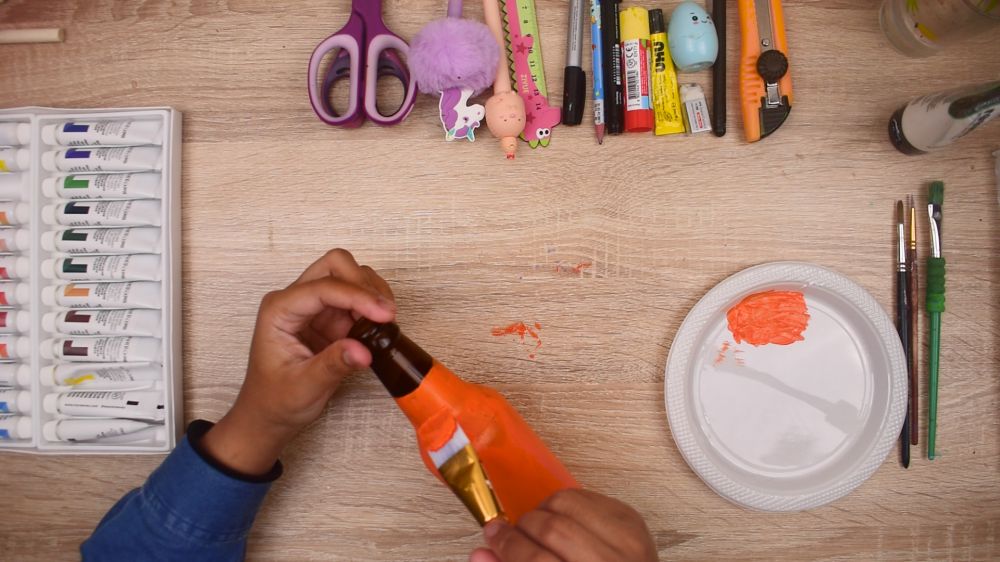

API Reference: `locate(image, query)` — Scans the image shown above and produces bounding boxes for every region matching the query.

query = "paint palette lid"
[665,262,906,512]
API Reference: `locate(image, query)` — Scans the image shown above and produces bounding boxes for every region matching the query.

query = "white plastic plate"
[665,262,906,512]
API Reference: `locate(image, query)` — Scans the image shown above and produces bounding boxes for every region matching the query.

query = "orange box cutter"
[738,0,792,142]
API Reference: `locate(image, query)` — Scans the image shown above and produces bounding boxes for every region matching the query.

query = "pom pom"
[409,17,500,95]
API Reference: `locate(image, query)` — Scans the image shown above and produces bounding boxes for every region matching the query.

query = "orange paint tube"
[350,319,578,524]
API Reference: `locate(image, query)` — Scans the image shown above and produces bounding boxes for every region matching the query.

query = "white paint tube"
[0,123,29,146]
[44,309,161,337]
[0,148,29,172]
[0,229,29,252]
[0,203,29,226]
[41,227,161,255]
[0,414,32,440]
[43,200,162,227]
[41,120,163,147]
[42,281,161,309]
[42,255,162,281]
[0,389,31,413]
[43,390,164,421]
[41,146,162,173]
[0,336,30,360]
[42,362,162,389]
[0,283,30,306]
[0,257,29,280]
[0,173,28,201]
[0,364,30,387]
[40,336,162,363]
[42,173,162,200]
[43,418,157,442]
[90,425,166,444]
[0,310,29,334]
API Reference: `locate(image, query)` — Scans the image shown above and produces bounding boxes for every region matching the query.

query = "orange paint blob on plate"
[727,290,810,346]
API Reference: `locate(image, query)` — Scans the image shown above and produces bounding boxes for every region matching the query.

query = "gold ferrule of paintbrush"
[438,444,505,526]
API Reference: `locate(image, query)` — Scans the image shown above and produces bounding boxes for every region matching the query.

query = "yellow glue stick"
[649,9,685,136]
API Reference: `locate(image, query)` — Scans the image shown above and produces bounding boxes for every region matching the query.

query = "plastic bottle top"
[41,313,56,333]
[41,177,58,198]
[3,389,32,413]
[0,203,30,225]
[41,151,58,172]
[0,283,30,306]
[16,364,30,387]
[15,337,30,359]
[42,420,61,442]
[2,229,32,252]
[40,124,58,146]
[42,393,59,414]
[40,259,58,280]
[39,339,56,361]
[0,173,27,201]
[0,363,30,387]
[13,415,31,439]
[2,148,30,171]
[39,365,56,387]
[41,205,58,226]
[40,285,57,307]
[0,310,30,333]
[40,231,57,252]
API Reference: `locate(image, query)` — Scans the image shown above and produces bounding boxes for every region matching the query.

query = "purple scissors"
[307,0,417,127]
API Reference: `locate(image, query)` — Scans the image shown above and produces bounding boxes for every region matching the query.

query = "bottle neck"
[348,319,432,398]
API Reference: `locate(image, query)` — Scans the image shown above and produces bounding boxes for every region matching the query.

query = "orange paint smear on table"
[554,262,592,274]
[727,290,810,346]
[492,321,542,359]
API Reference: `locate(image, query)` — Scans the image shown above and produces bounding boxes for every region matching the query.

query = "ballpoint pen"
[590,0,606,143]
[895,200,910,468]
[563,0,586,126]
[907,194,918,446]
[926,181,945,460]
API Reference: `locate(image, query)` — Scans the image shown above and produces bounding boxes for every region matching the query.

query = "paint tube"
[0,256,30,280]
[90,425,166,444]
[43,390,164,421]
[0,229,30,253]
[0,311,29,334]
[0,148,29,172]
[0,364,29,387]
[0,414,32,440]
[0,173,28,201]
[40,336,162,363]
[0,389,31,413]
[42,281,161,309]
[41,227,161,255]
[44,309,161,337]
[41,146,162,173]
[43,418,157,442]
[0,283,30,306]
[0,203,29,226]
[649,10,685,136]
[41,120,163,147]
[42,173,162,200]
[0,123,30,146]
[41,255,162,281]
[43,200,162,227]
[0,336,30,360]
[42,362,162,389]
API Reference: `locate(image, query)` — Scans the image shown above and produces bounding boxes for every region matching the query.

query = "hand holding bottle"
[201,249,396,476]
[470,489,658,562]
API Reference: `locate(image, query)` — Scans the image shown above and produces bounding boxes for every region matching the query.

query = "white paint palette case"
[0,107,182,454]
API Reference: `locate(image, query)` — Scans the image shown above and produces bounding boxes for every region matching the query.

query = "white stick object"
[0,28,64,44]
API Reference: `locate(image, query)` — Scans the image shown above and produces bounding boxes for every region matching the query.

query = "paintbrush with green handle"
[926,181,945,460]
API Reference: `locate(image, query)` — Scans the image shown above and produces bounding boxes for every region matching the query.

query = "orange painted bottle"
[349,318,579,523]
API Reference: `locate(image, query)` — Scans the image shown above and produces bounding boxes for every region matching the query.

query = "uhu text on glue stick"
[650,9,685,136]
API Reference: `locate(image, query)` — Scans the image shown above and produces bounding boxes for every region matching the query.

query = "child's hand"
[201,249,396,475]
[470,489,658,562]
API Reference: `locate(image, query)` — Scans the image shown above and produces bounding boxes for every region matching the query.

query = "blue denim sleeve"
[81,420,282,562]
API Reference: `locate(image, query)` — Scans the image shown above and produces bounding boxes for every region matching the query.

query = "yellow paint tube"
[649,9,685,136]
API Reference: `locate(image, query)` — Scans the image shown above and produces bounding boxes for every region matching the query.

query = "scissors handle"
[308,30,365,128]
[363,33,417,126]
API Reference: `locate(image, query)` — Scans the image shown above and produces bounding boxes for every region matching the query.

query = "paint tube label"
[49,255,162,281]
[47,120,162,147]
[49,309,161,337]
[54,336,162,363]
[45,146,162,173]
[48,200,162,227]
[49,173,162,200]
[46,227,161,255]
[49,362,162,389]
[48,281,161,309]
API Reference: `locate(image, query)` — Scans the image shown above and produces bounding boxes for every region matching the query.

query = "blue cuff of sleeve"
[140,420,280,544]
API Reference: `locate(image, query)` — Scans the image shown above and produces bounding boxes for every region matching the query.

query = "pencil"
[895,200,910,468]
[590,0,606,144]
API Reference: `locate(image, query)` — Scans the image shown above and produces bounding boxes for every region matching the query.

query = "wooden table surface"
[2,1,998,560]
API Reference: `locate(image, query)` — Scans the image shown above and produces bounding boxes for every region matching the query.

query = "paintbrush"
[926,181,945,459]
[895,200,911,468]
[907,194,918,446]
[428,425,505,526]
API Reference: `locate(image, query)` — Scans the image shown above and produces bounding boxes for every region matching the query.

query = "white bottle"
[41,255,162,281]
[41,227,161,255]
[40,336,162,363]
[41,146,162,173]
[0,229,30,253]
[42,281,161,309]
[0,414,32,440]
[0,173,29,201]
[44,309,162,337]
[0,203,30,226]
[43,200,162,227]
[43,390,164,421]
[0,148,29,172]
[0,364,30,387]
[42,173,162,200]
[41,120,163,147]
[0,389,31,413]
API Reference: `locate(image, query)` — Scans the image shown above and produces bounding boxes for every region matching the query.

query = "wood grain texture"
[1,0,998,560]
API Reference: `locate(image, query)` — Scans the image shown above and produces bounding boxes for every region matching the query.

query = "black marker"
[712,0,726,137]
[601,0,624,135]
